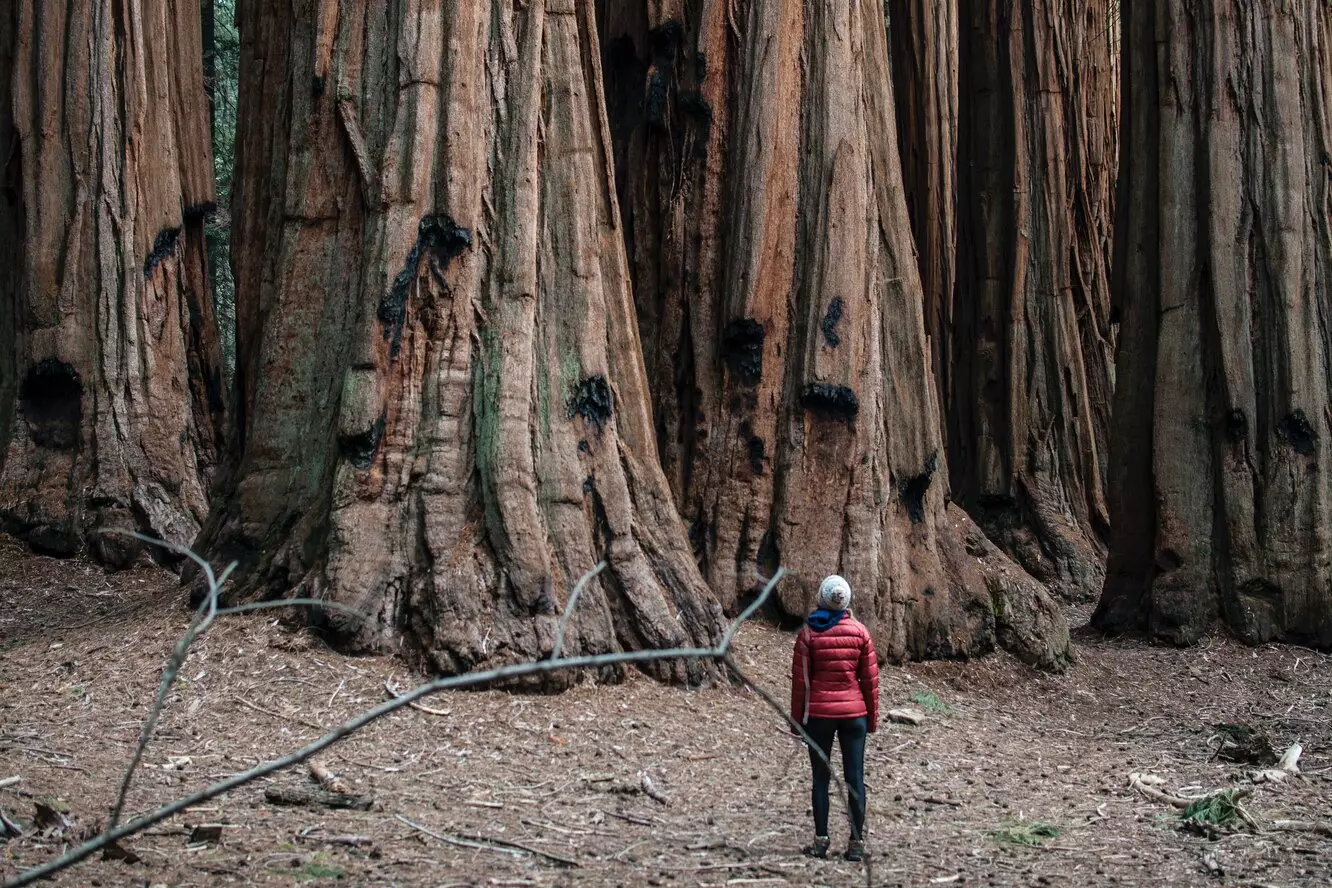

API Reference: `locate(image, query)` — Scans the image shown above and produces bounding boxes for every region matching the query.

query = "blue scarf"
[807,608,847,632]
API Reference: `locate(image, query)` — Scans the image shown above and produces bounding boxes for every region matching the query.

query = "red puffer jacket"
[790,615,880,731]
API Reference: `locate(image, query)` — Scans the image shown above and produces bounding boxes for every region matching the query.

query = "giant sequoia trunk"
[598,0,1069,669]
[197,0,724,683]
[1094,0,1332,647]
[885,0,958,428]
[951,0,1118,600]
[0,0,227,565]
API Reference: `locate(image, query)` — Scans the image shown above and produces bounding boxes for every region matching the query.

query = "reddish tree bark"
[951,0,1118,601]
[197,0,724,683]
[1094,0,1332,647]
[886,0,958,428]
[0,0,226,566]
[599,0,1070,669]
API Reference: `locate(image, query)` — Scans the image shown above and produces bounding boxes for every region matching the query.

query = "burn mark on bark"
[721,318,765,387]
[20,359,83,450]
[24,524,80,557]
[757,529,780,577]
[694,50,708,81]
[899,451,939,523]
[678,91,713,158]
[379,214,472,358]
[183,202,218,223]
[143,226,182,278]
[821,298,845,346]
[312,75,326,97]
[646,20,684,130]
[1276,409,1317,456]
[569,374,614,430]
[740,421,765,475]
[339,412,386,469]
[799,383,859,423]
[1225,408,1248,442]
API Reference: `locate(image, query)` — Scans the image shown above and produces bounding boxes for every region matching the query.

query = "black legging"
[805,716,867,839]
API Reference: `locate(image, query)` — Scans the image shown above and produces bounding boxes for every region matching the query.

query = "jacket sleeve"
[790,629,809,728]
[857,627,880,732]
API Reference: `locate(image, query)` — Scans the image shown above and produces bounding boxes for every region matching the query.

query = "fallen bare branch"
[552,561,607,659]
[0,777,20,790]
[1,568,789,888]
[101,530,236,830]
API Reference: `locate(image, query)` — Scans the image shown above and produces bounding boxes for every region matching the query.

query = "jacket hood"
[807,608,848,632]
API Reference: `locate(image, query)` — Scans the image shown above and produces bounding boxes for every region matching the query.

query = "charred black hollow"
[648,19,684,56]
[569,374,614,431]
[379,214,473,358]
[183,202,218,223]
[821,298,845,347]
[721,318,765,387]
[740,420,765,475]
[1277,409,1317,456]
[645,20,684,131]
[20,358,83,451]
[1225,408,1248,442]
[800,383,859,423]
[143,226,182,278]
[339,412,386,469]
[678,91,713,157]
[899,451,939,524]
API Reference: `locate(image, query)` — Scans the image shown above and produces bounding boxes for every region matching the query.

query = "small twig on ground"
[0,777,20,790]
[0,808,22,839]
[1272,820,1332,838]
[396,814,577,866]
[233,696,326,732]
[396,814,523,856]
[384,679,452,717]
[639,772,670,805]
[916,796,962,807]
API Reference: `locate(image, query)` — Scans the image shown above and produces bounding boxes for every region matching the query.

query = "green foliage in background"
[206,0,239,381]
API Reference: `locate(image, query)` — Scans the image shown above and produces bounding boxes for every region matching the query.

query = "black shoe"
[844,839,867,862]
[804,836,830,858]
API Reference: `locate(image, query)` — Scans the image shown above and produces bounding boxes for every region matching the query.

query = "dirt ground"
[1,534,1330,887]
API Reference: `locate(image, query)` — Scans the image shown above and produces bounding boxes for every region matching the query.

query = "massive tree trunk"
[598,0,1070,669]
[885,0,958,431]
[951,0,1118,601]
[0,0,227,566]
[197,0,725,683]
[1094,0,1332,647]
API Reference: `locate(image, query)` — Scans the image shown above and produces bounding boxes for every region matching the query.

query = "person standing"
[790,575,879,862]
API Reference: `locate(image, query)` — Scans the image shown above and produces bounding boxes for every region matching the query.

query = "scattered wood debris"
[309,761,350,794]
[264,786,374,811]
[187,824,224,845]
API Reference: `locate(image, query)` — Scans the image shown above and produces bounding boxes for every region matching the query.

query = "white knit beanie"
[817,575,852,611]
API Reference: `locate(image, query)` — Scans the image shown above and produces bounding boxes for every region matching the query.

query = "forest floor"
[1,534,1330,887]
